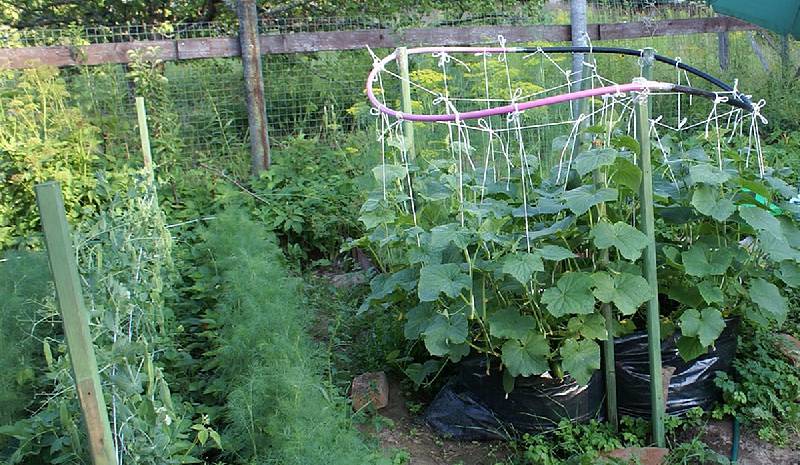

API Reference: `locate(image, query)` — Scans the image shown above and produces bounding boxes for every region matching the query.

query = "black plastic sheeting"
[424,358,604,440]
[614,318,739,418]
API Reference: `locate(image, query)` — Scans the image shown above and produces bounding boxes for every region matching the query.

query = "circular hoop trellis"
[364,41,768,184]
[366,45,756,122]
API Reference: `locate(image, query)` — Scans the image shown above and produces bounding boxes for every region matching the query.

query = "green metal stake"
[639,47,666,447]
[35,181,118,465]
[397,47,416,161]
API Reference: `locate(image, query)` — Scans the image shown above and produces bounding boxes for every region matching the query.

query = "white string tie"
[366,44,380,63]
[507,102,521,122]
[752,99,768,124]
[582,31,593,50]
[433,51,451,68]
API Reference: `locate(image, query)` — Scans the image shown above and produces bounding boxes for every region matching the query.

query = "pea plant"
[357,122,800,388]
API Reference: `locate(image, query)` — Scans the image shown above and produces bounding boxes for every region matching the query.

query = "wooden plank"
[0,46,75,68]
[261,30,394,53]
[82,40,177,64]
[177,37,238,59]
[35,181,118,465]
[260,25,572,53]
[398,24,572,46]
[0,17,759,69]
[0,39,176,68]
[598,16,755,40]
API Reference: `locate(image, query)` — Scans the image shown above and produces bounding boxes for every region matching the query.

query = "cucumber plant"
[357,122,800,388]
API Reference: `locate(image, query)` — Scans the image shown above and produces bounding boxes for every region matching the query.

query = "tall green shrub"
[0,175,203,464]
[0,67,103,249]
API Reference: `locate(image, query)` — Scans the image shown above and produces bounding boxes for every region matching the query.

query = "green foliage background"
[0,2,800,463]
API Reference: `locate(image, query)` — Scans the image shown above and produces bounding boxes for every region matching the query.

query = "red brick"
[776,334,800,367]
[351,371,389,411]
[605,447,669,465]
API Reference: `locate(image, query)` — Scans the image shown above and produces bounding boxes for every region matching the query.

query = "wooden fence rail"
[0,16,755,69]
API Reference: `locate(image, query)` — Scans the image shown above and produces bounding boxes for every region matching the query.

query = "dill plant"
[199,211,382,465]
[0,251,53,426]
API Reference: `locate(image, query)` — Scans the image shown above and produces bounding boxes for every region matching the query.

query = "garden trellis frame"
[365,41,762,445]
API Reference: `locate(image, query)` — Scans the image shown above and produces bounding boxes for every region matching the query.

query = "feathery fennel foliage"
[201,212,381,465]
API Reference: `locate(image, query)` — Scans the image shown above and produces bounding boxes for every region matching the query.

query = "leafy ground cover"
[312,272,800,464]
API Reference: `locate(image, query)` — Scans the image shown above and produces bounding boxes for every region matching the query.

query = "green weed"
[714,323,800,444]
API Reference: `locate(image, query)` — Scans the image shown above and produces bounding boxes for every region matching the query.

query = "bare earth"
[699,419,799,465]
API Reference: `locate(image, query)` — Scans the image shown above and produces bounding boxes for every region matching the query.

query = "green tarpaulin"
[709,0,800,38]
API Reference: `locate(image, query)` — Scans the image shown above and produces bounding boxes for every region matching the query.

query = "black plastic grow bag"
[424,358,604,440]
[614,318,739,417]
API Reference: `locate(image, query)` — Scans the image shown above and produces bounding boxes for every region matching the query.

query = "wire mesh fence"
[0,2,796,176]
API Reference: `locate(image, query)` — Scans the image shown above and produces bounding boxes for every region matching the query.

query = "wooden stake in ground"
[35,181,118,465]
[135,96,153,172]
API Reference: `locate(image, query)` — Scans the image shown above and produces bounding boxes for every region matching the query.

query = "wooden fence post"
[717,14,730,71]
[236,0,271,174]
[749,32,770,72]
[780,34,790,78]
[570,0,588,119]
[35,182,118,465]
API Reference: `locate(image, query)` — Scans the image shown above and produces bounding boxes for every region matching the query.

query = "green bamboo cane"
[639,47,666,447]
[397,46,416,161]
